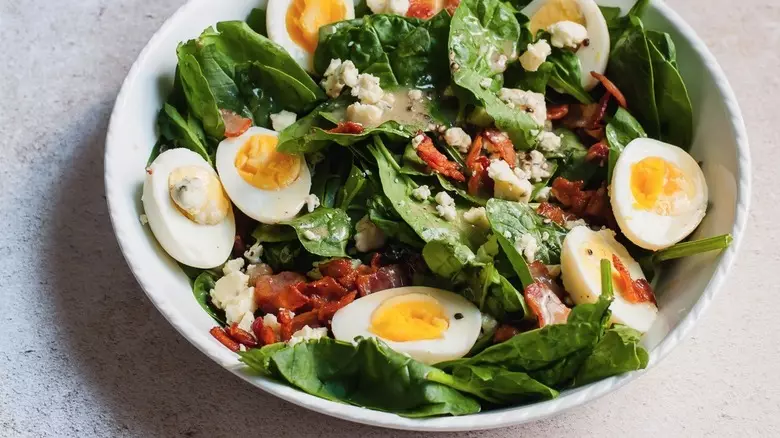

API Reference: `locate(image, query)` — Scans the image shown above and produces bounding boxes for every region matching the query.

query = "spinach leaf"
[158,104,212,164]
[252,224,298,243]
[504,61,553,94]
[605,107,647,180]
[573,325,649,386]
[276,97,349,154]
[367,195,425,248]
[427,365,558,405]
[436,174,488,206]
[263,241,309,272]
[240,343,286,376]
[240,337,481,417]
[337,163,372,212]
[176,51,225,138]
[285,208,352,258]
[647,35,693,148]
[550,127,596,183]
[485,199,567,264]
[389,11,452,88]
[547,48,593,104]
[459,263,529,322]
[246,8,267,36]
[192,271,225,325]
[449,0,540,149]
[422,240,475,279]
[495,233,534,288]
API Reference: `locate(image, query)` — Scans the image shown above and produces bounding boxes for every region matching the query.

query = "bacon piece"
[318,291,358,322]
[591,72,627,108]
[562,103,602,129]
[356,265,409,296]
[254,272,310,314]
[585,184,617,229]
[467,156,492,196]
[551,178,592,213]
[547,104,570,121]
[483,129,517,168]
[465,135,484,171]
[318,259,355,278]
[612,255,657,304]
[299,277,350,300]
[291,310,321,333]
[445,0,461,15]
[227,323,258,348]
[525,282,571,327]
[210,327,240,352]
[407,0,435,18]
[536,202,573,226]
[278,309,295,342]
[589,92,612,129]
[586,141,610,166]
[328,121,364,134]
[493,325,519,343]
[251,317,277,346]
[528,261,566,300]
[220,109,252,138]
[584,126,605,140]
[416,135,466,182]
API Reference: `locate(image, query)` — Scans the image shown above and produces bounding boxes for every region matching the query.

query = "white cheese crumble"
[270,110,297,132]
[408,89,423,100]
[411,184,431,201]
[491,53,509,73]
[237,311,255,335]
[481,314,498,333]
[346,102,383,127]
[514,233,539,264]
[519,39,552,72]
[263,313,281,337]
[548,21,589,49]
[565,218,588,230]
[480,77,493,88]
[463,207,490,229]
[243,242,263,264]
[435,191,455,207]
[487,159,533,203]
[535,186,552,202]
[288,325,330,346]
[498,88,547,126]
[537,131,562,153]
[518,150,553,182]
[223,258,245,276]
[351,73,384,105]
[355,215,387,252]
[436,204,458,222]
[246,263,273,283]
[411,134,426,149]
[302,230,321,241]
[444,127,472,154]
[210,271,256,326]
[321,59,359,98]
[139,214,148,225]
[305,194,320,213]
[366,0,410,15]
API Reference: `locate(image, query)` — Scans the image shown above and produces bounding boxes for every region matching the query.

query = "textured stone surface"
[0,0,778,436]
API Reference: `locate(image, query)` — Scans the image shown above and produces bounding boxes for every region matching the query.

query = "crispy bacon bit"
[612,255,657,304]
[254,272,310,314]
[551,178,591,213]
[407,0,435,19]
[589,92,612,129]
[251,317,277,346]
[547,104,570,121]
[467,156,492,196]
[291,310,321,333]
[220,109,252,138]
[591,72,627,108]
[584,126,605,140]
[528,261,566,300]
[483,129,517,168]
[318,291,358,322]
[227,323,258,348]
[536,202,573,226]
[445,0,461,15]
[210,327,240,352]
[328,121,364,134]
[465,135,484,171]
[493,325,519,343]
[370,252,383,270]
[416,136,466,182]
[562,103,602,129]
[299,276,350,300]
[318,259,355,278]
[585,185,617,229]
[278,308,295,342]
[525,282,571,327]
[551,178,616,228]
[586,141,610,166]
[356,265,409,296]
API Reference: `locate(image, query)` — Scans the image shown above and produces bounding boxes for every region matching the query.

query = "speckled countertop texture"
[1,0,778,436]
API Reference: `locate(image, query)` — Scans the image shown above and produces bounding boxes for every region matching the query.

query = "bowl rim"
[104,0,751,431]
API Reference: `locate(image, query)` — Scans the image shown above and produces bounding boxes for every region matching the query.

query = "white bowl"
[104,0,751,431]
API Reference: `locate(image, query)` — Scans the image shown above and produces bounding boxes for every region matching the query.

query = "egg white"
[216,126,311,224]
[611,138,708,251]
[266,0,356,72]
[523,0,610,90]
[561,226,658,332]
[142,148,236,269]
[331,287,482,365]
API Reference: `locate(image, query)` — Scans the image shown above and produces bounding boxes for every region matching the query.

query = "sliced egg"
[523,0,610,90]
[142,148,236,269]
[561,226,658,332]
[611,138,708,251]
[331,287,482,364]
[267,0,356,72]
[216,126,311,224]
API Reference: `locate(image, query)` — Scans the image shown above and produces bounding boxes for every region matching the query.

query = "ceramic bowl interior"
[104,0,750,431]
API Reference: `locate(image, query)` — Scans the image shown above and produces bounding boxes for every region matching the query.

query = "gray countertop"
[1,0,778,436]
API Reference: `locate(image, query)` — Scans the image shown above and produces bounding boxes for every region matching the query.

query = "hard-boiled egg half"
[267,0,356,72]
[611,138,708,251]
[561,226,658,332]
[331,287,482,364]
[523,0,609,90]
[143,149,236,269]
[216,126,311,224]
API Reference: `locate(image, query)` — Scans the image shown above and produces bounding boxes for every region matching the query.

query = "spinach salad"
[140,0,732,416]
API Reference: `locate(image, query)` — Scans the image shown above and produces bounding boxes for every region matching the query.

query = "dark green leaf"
[192,271,225,324]
[252,224,298,243]
[285,208,352,258]
[485,199,568,264]
[158,104,212,164]
[573,325,649,386]
[606,107,647,180]
[427,365,558,405]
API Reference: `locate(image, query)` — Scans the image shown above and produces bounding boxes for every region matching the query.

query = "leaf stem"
[651,234,732,264]
[600,259,614,299]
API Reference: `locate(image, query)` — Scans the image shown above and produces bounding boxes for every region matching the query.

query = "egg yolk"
[168,166,230,225]
[370,293,450,342]
[286,0,347,54]
[530,0,586,34]
[630,157,693,215]
[234,134,302,191]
